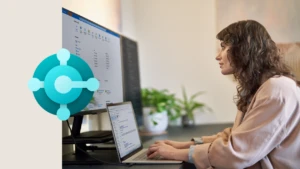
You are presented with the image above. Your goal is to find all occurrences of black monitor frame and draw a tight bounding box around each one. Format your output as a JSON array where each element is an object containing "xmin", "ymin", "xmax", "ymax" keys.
[{"xmin": 119, "ymin": 35, "xmax": 143, "ymax": 127}]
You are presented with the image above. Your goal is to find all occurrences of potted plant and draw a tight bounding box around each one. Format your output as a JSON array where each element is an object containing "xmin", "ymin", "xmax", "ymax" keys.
[
  {"xmin": 141, "ymin": 88, "xmax": 179, "ymax": 133},
  {"xmin": 177, "ymin": 86, "xmax": 212, "ymax": 127}
]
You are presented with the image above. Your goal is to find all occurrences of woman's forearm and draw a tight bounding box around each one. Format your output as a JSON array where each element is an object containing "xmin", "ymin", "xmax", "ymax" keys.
[
  {"xmin": 172, "ymin": 149, "xmax": 190, "ymax": 161},
  {"xmin": 181, "ymin": 141, "xmax": 194, "ymax": 149}
]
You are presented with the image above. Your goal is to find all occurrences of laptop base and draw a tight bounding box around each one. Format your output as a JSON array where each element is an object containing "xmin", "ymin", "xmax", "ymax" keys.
[{"xmin": 123, "ymin": 149, "xmax": 182, "ymax": 164}]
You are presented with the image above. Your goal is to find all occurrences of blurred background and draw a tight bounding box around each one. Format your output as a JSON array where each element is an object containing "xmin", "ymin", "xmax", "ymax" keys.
[{"xmin": 62, "ymin": 0, "xmax": 300, "ymax": 154}]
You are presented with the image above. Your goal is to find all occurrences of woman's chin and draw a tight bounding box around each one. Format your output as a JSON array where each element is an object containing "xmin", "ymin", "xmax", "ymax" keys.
[{"xmin": 221, "ymin": 70, "xmax": 233, "ymax": 75}]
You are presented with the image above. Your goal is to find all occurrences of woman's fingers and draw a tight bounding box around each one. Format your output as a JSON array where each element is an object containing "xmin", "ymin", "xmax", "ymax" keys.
[
  {"xmin": 149, "ymin": 141, "xmax": 165, "ymax": 149},
  {"xmin": 164, "ymin": 140, "xmax": 172, "ymax": 145},
  {"xmin": 149, "ymin": 146, "xmax": 158, "ymax": 152},
  {"xmin": 147, "ymin": 151, "xmax": 158, "ymax": 159},
  {"xmin": 149, "ymin": 143, "xmax": 159, "ymax": 148},
  {"xmin": 155, "ymin": 140, "xmax": 164, "ymax": 144},
  {"xmin": 147, "ymin": 146, "xmax": 158, "ymax": 156}
]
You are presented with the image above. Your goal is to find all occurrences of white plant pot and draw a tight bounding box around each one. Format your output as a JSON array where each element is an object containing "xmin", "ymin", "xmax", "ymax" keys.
[{"xmin": 143, "ymin": 107, "xmax": 168, "ymax": 133}]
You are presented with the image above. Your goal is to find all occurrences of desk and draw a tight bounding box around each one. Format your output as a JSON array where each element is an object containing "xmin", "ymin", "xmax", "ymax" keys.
[{"xmin": 63, "ymin": 123, "xmax": 233, "ymax": 169}]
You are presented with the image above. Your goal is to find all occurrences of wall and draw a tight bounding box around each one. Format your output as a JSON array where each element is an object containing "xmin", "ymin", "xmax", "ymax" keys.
[
  {"xmin": 216, "ymin": 0, "xmax": 300, "ymax": 43},
  {"xmin": 62, "ymin": 0, "xmax": 121, "ymax": 33},
  {"xmin": 120, "ymin": 0, "xmax": 137, "ymax": 40},
  {"xmin": 134, "ymin": 0, "xmax": 237, "ymax": 124}
]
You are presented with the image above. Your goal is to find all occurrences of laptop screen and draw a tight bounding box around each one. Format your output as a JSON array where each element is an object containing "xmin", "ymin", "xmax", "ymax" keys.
[{"xmin": 107, "ymin": 102, "xmax": 142, "ymax": 158}]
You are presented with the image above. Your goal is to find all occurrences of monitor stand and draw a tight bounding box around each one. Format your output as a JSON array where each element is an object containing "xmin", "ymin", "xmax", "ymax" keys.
[{"xmin": 62, "ymin": 115, "xmax": 117, "ymax": 165}]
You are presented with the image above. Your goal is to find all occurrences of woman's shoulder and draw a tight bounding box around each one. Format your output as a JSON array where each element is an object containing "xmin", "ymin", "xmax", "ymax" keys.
[
  {"xmin": 257, "ymin": 75, "xmax": 299, "ymax": 99},
  {"xmin": 264, "ymin": 75, "xmax": 296, "ymax": 88}
]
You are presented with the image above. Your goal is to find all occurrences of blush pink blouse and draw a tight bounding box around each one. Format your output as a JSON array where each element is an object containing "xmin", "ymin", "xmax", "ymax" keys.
[{"xmin": 190, "ymin": 76, "xmax": 300, "ymax": 169}]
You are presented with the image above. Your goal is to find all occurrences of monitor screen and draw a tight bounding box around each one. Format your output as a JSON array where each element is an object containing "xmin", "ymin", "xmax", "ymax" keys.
[{"xmin": 62, "ymin": 8, "xmax": 124, "ymax": 112}]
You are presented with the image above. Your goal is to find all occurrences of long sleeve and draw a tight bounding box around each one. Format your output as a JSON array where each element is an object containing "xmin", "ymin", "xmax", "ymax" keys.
[
  {"xmin": 190, "ymin": 77, "xmax": 299, "ymax": 169},
  {"xmin": 201, "ymin": 127, "xmax": 232, "ymax": 144},
  {"xmin": 197, "ymin": 108, "xmax": 245, "ymax": 144},
  {"xmin": 199, "ymin": 105, "xmax": 245, "ymax": 144}
]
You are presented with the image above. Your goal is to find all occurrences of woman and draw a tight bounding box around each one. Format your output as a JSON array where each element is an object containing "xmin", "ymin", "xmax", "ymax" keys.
[{"xmin": 147, "ymin": 20, "xmax": 300, "ymax": 169}]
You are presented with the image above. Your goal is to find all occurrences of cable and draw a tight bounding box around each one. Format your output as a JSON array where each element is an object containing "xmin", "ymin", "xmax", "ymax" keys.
[{"xmin": 66, "ymin": 120, "xmax": 134, "ymax": 167}]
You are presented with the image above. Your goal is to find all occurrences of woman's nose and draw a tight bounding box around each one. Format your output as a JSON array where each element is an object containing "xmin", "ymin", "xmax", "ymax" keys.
[{"xmin": 215, "ymin": 54, "xmax": 221, "ymax": 61}]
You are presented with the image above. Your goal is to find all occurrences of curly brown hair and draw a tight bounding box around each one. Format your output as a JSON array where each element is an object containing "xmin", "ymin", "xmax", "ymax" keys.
[{"xmin": 216, "ymin": 20, "xmax": 299, "ymax": 113}]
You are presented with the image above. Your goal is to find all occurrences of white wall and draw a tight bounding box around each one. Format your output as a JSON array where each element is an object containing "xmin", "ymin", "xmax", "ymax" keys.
[
  {"xmin": 120, "ymin": 0, "xmax": 137, "ymax": 40},
  {"xmin": 62, "ymin": 0, "xmax": 121, "ymax": 33},
  {"xmin": 134, "ymin": 0, "xmax": 237, "ymax": 124}
]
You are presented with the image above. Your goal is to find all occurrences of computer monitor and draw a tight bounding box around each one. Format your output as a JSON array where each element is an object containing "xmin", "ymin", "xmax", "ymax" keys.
[
  {"xmin": 62, "ymin": 8, "xmax": 124, "ymax": 164},
  {"xmin": 121, "ymin": 36, "xmax": 143, "ymax": 127},
  {"xmin": 62, "ymin": 8, "xmax": 123, "ymax": 113},
  {"xmin": 62, "ymin": 8, "xmax": 145, "ymax": 165}
]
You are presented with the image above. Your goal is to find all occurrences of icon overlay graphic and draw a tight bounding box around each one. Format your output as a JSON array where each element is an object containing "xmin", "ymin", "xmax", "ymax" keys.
[{"xmin": 28, "ymin": 48, "xmax": 100, "ymax": 120}]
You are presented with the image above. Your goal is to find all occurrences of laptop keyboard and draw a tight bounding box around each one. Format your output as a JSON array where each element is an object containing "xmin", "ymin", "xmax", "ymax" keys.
[{"xmin": 132, "ymin": 151, "xmax": 163, "ymax": 161}]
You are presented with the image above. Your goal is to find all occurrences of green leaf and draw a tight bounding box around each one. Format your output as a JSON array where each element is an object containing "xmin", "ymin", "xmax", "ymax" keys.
[
  {"xmin": 182, "ymin": 86, "xmax": 188, "ymax": 103},
  {"xmin": 190, "ymin": 91, "xmax": 205, "ymax": 102},
  {"xmin": 187, "ymin": 112, "xmax": 194, "ymax": 120},
  {"xmin": 190, "ymin": 102, "xmax": 205, "ymax": 112},
  {"xmin": 149, "ymin": 110, "xmax": 155, "ymax": 115},
  {"xmin": 151, "ymin": 119, "xmax": 158, "ymax": 126},
  {"xmin": 153, "ymin": 121, "xmax": 158, "ymax": 125}
]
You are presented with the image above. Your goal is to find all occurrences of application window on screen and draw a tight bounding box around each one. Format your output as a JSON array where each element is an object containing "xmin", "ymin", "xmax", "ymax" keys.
[
  {"xmin": 108, "ymin": 104, "xmax": 141, "ymax": 158},
  {"xmin": 62, "ymin": 9, "xmax": 123, "ymax": 111}
]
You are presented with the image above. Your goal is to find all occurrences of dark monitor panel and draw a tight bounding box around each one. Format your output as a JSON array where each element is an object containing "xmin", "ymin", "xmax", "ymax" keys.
[{"xmin": 121, "ymin": 36, "xmax": 143, "ymax": 127}]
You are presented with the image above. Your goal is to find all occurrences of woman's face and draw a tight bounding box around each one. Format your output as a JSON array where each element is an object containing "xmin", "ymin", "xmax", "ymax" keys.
[{"xmin": 216, "ymin": 42, "xmax": 234, "ymax": 75}]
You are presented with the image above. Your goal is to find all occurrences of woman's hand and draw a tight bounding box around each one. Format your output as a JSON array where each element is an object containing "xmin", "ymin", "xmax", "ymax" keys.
[
  {"xmin": 163, "ymin": 140, "xmax": 194, "ymax": 149},
  {"xmin": 147, "ymin": 140, "xmax": 190, "ymax": 161},
  {"xmin": 147, "ymin": 141, "xmax": 178, "ymax": 160}
]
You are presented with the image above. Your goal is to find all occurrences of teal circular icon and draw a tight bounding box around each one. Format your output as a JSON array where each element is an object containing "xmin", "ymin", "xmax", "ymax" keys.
[
  {"xmin": 55, "ymin": 75, "xmax": 73, "ymax": 94},
  {"xmin": 28, "ymin": 48, "xmax": 100, "ymax": 121},
  {"xmin": 44, "ymin": 65, "xmax": 83, "ymax": 104},
  {"xmin": 57, "ymin": 106, "xmax": 70, "ymax": 121}
]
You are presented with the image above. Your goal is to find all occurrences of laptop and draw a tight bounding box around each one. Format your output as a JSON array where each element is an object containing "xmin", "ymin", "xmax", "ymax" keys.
[{"xmin": 106, "ymin": 101, "xmax": 182, "ymax": 164}]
